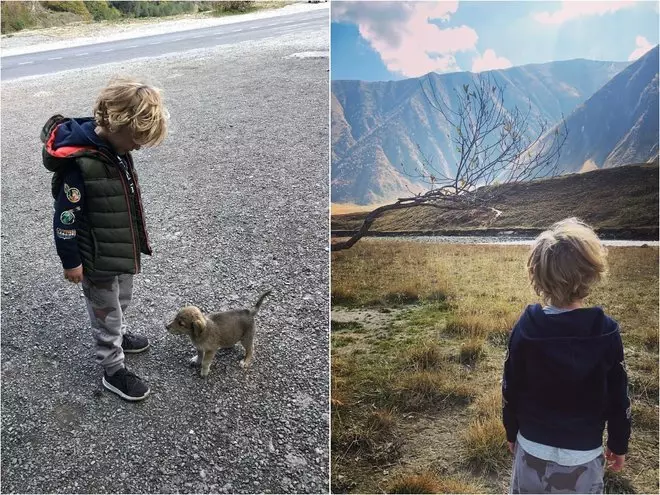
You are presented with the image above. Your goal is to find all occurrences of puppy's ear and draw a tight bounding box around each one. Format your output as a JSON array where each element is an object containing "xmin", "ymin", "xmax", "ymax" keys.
[{"xmin": 191, "ymin": 316, "xmax": 206, "ymax": 338}]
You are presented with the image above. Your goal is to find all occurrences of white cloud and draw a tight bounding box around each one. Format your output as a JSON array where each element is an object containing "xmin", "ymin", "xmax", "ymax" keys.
[
  {"xmin": 332, "ymin": 1, "xmax": 478, "ymax": 77},
  {"xmin": 472, "ymin": 49, "xmax": 513, "ymax": 73},
  {"xmin": 628, "ymin": 35, "xmax": 653, "ymax": 60},
  {"xmin": 532, "ymin": 1, "xmax": 636, "ymax": 25}
]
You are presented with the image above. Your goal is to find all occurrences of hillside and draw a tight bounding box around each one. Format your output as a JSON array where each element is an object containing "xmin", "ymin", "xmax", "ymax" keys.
[
  {"xmin": 332, "ymin": 162, "xmax": 659, "ymax": 238},
  {"xmin": 543, "ymin": 46, "xmax": 659, "ymax": 173}
]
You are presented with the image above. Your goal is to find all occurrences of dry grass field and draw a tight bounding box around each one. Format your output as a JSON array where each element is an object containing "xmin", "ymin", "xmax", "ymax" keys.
[{"xmin": 331, "ymin": 240, "xmax": 658, "ymax": 494}]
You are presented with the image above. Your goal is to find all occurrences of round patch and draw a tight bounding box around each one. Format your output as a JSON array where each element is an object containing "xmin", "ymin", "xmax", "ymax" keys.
[
  {"xmin": 64, "ymin": 183, "xmax": 81, "ymax": 203},
  {"xmin": 60, "ymin": 210, "xmax": 75, "ymax": 225}
]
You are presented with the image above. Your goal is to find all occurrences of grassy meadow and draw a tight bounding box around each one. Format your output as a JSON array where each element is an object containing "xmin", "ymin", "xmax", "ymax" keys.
[{"xmin": 331, "ymin": 240, "xmax": 658, "ymax": 494}]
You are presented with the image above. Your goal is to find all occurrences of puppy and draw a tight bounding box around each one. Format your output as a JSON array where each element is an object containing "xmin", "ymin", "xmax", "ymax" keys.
[{"xmin": 166, "ymin": 290, "xmax": 271, "ymax": 377}]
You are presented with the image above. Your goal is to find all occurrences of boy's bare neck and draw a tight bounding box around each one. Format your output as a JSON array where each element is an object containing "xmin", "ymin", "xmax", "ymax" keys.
[{"xmin": 550, "ymin": 299, "xmax": 584, "ymax": 311}]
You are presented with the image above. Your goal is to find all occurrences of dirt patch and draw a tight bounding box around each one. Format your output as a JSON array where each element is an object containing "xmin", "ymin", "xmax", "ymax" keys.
[{"xmin": 332, "ymin": 307, "xmax": 406, "ymax": 331}]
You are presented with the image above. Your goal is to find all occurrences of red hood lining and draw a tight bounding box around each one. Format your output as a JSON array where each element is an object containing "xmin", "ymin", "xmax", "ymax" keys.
[{"xmin": 45, "ymin": 123, "xmax": 98, "ymax": 158}]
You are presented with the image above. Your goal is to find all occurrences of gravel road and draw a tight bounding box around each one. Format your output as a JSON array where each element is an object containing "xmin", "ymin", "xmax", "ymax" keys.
[{"xmin": 1, "ymin": 26, "xmax": 329, "ymax": 494}]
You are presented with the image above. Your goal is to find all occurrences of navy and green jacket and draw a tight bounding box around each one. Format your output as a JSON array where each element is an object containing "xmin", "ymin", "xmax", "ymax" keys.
[
  {"xmin": 42, "ymin": 115, "xmax": 152, "ymax": 275},
  {"xmin": 502, "ymin": 304, "xmax": 631, "ymax": 455}
]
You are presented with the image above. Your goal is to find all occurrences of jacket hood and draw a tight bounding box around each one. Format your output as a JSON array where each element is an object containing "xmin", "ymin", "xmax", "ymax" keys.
[
  {"xmin": 516, "ymin": 303, "xmax": 620, "ymax": 385},
  {"xmin": 41, "ymin": 115, "xmax": 112, "ymax": 173},
  {"xmin": 519, "ymin": 303, "xmax": 618, "ymax": 341}
]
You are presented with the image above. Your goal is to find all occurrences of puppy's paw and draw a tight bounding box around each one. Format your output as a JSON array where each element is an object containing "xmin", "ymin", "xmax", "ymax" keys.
[
  {"xmin": 200, "ymin": 368, "xmax": 210, "ymax": 378},
  {"xmin": 239, "ymin": 358, "xmax": 253, "ymax": 369},
  {"xmin": 189, "ymin": 355, "xmax": 200, "ymax": 367}
]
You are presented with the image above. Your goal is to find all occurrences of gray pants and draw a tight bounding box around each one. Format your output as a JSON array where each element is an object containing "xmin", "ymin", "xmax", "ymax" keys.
[
  {"xmin": 510, "ymin": 444, "xmax": 605, "ymax": 494},
  {"xmin": 81, "ymin": 274, "xmax": 133, "ymax": 375}
]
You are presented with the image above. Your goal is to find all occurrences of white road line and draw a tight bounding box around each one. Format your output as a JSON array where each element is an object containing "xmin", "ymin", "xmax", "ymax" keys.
[
  {"xmin": 192, "ymin": 35, "xmax": 203, "ymax": 39},
  {"xmin": 173, "ymin": 37, "xmax": 183, "ymax": 41},
  {"xmin": 127, "ymin": 45, "xmax": 139, "ymax": 48},
  {"xmin": 18, "ymin": 61, "xmax": 34, "ymax": 65},
  {"xmin": 48, "ymin": 56, "xmax": 63, "ymax": 60},
  {"xmin": 101, "ymin": 49, "xmax": 113, "ymax": 52},
  {"xmin": 75, "ymin": 53, "xmax": 89, "ymax": 57},
  {"xmin": 231, "ymin": 28, "xmax": 243, "ymax": 32},
  {"xmin": 148, "ymin": 41, "xmax": 161, "ymax": 45}
]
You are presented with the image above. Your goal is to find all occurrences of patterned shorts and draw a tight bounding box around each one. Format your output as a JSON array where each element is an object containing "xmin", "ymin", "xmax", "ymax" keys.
[{"xmin": 510, "ymin": 444, "xmax": 605, "ymax": 494}]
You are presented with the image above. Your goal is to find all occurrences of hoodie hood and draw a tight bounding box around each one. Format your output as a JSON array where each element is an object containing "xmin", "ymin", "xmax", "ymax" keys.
[
  {"xmin": 519, "ymin": 303, "xmax": 618, "ymax": 341},
  {"xmin": 41, "ymin": 115, "xmax": 113, "ymax": 173},
  {"xmin": 515, "ymin": 303, "xmax": 620, "ymax": 388}
]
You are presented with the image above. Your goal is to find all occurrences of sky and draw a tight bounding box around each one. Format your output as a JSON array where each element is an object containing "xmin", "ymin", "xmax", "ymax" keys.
[{"xmin": 331, "ymin": 0, "xmax": 660, "ymax": 81}]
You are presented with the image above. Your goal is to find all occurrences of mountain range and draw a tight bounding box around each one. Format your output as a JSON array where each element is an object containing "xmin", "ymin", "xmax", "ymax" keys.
[{"xmin": 332, "ymin": 46, "xmax": 659, "ymax": 205}]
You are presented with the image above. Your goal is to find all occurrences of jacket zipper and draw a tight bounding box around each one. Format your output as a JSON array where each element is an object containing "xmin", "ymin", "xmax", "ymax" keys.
[{"xmin": 126, "ymin": 153, "xmax": 152, "ymax": 255}]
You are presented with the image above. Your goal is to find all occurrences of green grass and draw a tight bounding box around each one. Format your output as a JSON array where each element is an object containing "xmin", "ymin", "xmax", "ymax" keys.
[{"xmin": 331, "ymin": 320, "xmax": 366, "ymax": 333}]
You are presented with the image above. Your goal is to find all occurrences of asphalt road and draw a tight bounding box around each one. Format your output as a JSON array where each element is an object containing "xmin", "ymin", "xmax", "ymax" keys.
[
  {"xmin": 0, "ymin": 10, "xmax": 327, "ymax": 80},
  {"xmin": 1, "ymin": 17, "xmax": 329, "ymax": 495}
]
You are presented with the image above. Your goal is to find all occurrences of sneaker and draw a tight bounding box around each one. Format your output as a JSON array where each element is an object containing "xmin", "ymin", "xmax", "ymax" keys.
[
  {"xmin": 121, "ymin": 333, "xmax": 150, "ymax": 354},
  {"xmin": 102, "ymin": 368, "xmax": 150, "ymax": 401}
]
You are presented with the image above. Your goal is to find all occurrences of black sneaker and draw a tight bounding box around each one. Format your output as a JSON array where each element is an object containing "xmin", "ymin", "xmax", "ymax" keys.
[
  {"xmin": 121, "ymin": 333, "xmax": 150, "ymax": 354},
  {"xmin": 102, "ymin": 368, "xmax": 150, "ymax": 401}
]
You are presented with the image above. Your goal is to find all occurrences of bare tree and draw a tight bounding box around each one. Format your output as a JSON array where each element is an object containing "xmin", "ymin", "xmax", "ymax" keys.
[{"xmin": 331, "ymin": 73, "xmax": 568, "ymax": 251}]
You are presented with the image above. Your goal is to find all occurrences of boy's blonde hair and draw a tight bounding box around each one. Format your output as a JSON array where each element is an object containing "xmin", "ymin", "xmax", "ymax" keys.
[
  {"xmin": 94, "ymin": 76, "xmax": 169, "ymax": 146},
  {"xmin": 527, "ymin": 218, "xmax": 607, "ymax": 307}
]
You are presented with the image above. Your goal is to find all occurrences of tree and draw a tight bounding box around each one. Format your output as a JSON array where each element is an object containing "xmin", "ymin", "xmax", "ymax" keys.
[{"xmin": 331, "ymin": 73, "xmax": 568, "ymax": 251}]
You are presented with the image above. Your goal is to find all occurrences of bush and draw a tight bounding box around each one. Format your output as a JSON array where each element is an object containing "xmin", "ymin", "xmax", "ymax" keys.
[
  {"xmin": 213, "ymin": 1, "xmax": 254, "ymax": 14},
  {"xmin": 387, "ymin": 472, "xmax": 482, "ymax": 494},
  {"xmin": 42, "ymin": 1, "xmax": 92, "ymax": 19},
  {"xmin": 83, "ymin": 1, "xmax": 121, "ymax": 21},
  {"xmin": 458, "ymin": 338, "xmax": 485, "ymax": 365},
  {"xmin": 462, "ymin": 416, "xmax": 509, "ymax": 474},
  {"xmin": 108, "ymin": 1, "xmax": 195, "ymax": 18},
  {"xmin": 387, "ymin": 473, "xmax": 442, "ymax": 494},
  {"xmin": 405, "ymin": 343, "xmax": 444, "ymax": 371},
  {"xmin": 1, "ymin": 2, "xmax": 38, "ymax": 33}
]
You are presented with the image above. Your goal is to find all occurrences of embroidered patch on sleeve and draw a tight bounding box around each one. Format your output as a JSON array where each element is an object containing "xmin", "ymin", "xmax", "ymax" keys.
[
  {"xmin": 56, "ymin": 228, "xmax": 77, "ymax": 240},
  {"xmin": 64, "ymin": 183, "xmax": 81, "ymax": 203},
  {"xmin": 59, "ymin": 206, "xmax": 80, "ymax": 225}
]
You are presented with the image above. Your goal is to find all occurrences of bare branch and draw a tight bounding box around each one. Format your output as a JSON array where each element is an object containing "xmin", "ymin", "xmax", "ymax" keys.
[{"xmin": 334, "ymin": 72, "xmax": 568, "ymax": 251}]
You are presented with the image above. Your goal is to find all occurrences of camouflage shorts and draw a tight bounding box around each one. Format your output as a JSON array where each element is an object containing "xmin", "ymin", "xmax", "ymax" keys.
[{"xmin": 510, "ymin": 444, "xmax": 605, "ymax": 494}]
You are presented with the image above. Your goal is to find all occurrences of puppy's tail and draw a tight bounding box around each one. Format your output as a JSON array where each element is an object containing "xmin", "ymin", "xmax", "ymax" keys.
[{"xmin": 250, "ymin": 290, "xmax": 272, "ymax": 316}]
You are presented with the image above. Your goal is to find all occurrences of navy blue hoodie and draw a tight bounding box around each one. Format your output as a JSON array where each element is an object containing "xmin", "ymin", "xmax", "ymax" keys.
[
  {"xmin": 502, "ymin": 304, "xmax": 631, "ymax": 455},
  {"xmin": 51, "ymin": 118, "xmax": 136, "ymax": 269}
]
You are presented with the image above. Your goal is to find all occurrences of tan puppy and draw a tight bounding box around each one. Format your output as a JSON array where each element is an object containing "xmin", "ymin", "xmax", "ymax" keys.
[{"xmin": 166, "ymin": 291, "xmax": 271, "ymax": 377}]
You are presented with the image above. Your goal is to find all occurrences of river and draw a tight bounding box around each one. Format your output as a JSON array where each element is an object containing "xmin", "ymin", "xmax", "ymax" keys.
[{"xmin": 373, "ymin": 236, "xmax": 658, "ymax": 247}]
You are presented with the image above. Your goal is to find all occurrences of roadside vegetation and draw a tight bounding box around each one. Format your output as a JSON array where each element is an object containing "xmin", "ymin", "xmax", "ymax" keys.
[{"xmin": 2, "ymin": 1, "xmax": 290, "ymax": 34}]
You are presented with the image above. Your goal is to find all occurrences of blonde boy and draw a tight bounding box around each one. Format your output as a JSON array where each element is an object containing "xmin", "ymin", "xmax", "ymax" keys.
[
  {"xmin": 42, "ymin": 77, "xmax": 168, "ymax": 401},
  {"xmin": 503, "ymin": 218, "xmax": 631, "ymax": 494}
]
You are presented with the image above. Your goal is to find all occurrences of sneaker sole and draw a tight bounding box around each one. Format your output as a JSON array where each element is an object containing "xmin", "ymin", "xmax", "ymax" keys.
[
  {"xmin": 102, "ymin": 376, "xmax": 151, "ymax": 401},
  {"xmin": 122, "ymin": 343, "xmax": 151, "ymax": 354}
]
